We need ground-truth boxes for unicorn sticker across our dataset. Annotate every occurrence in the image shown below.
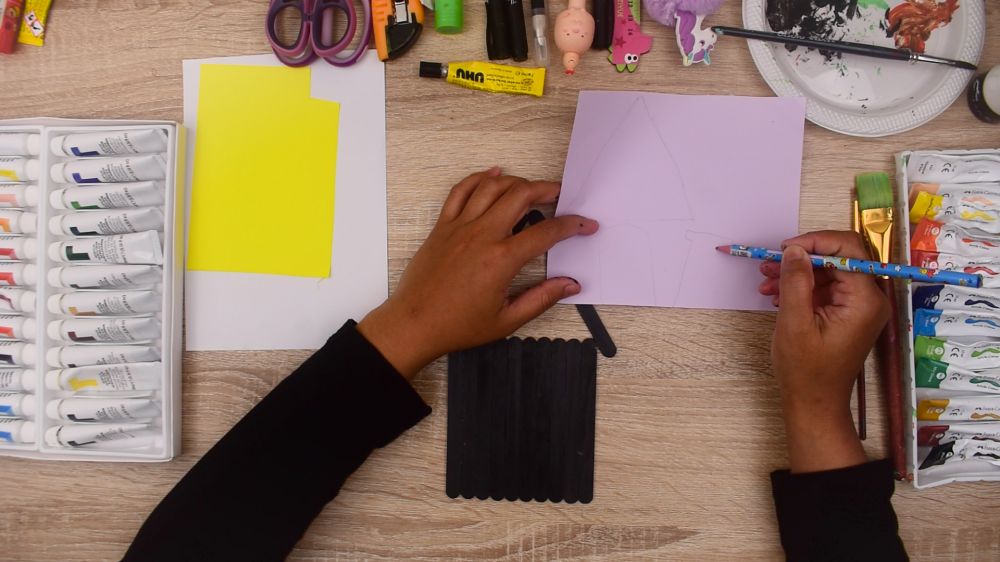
[675,10,716,66]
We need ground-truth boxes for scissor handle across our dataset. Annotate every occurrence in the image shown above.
[320,0,372,67]
[311,0,357,56]
[266,0,318,67]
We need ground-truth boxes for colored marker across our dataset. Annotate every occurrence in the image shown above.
[717,244,982,288]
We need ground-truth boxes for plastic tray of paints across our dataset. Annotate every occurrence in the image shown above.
[0,118,184,462]
[897,148,1000,488]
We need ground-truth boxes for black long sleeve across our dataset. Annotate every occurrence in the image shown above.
[122,320,432,562]
[771,459,908,562]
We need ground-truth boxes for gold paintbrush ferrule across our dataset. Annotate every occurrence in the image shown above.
[860,207,894,266]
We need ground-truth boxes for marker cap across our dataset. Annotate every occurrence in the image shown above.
[44,425,61,447]
[19,369,36,391]
[47,294,64,315]
[44,369,61,391]
[45,347,62,368]
[434,0,463,33]
[25,135,41,157]
[49,162,66,183]
[19,420,35,443]
[20,395,35,417]
[46,321,63,342]
[23,160,39,182]
[45,399,61,421]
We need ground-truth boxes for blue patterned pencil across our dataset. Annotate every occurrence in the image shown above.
[717,245,982,288]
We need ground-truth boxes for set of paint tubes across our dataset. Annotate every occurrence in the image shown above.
[902,153,1000,479]
[0,120,182,461]
[0,133,42,449]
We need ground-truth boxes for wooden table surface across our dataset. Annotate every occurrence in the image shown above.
[2,1,1000,560]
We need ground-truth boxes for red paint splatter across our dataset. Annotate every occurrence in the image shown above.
[887,0,959,54]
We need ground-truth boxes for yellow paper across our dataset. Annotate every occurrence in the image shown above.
[188,64,340,278]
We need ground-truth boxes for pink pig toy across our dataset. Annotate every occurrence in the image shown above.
[554,0,595,74]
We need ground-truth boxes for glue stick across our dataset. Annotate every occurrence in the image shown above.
[419,61,545,97]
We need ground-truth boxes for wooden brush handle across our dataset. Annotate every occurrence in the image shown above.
[877,277,907,480]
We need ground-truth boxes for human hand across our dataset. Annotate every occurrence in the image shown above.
[358,168,599,379]
[758,231,889,472]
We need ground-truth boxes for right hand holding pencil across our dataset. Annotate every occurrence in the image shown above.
[758,231,889,473]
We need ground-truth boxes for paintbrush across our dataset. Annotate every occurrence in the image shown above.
[713,26,977,72]
[851,197,867,441]
[856,172,907,481]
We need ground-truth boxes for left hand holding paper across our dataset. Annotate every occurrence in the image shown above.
[358,168,599,378]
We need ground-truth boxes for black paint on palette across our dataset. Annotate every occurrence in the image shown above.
[766,0,888,61]
[446,337,598,503]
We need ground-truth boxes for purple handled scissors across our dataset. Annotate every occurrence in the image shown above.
[266,0,372,67]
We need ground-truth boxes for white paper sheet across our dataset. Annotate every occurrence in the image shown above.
[182,53,387,350]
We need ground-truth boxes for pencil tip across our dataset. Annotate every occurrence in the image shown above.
[715,245,729,253]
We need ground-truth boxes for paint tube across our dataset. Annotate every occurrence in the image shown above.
[0,210,37,234]
[0,369,34,391]
[44,423,157,449]
[911,219,1000,259]
[0,288,35,313]
[0,342,35,366]
[45,397,159,422]
[48,231,163,265]
[0,263,37,286]
[0,157,39,182]
[50,181,163,210]
[50,129,168,157]
[0,185,38,208]
[45,362,161,393]
[907,154,1000,184]
[0,133,41,156]
[48,265,161,290]
[911,250,1000,288]
[48,207,164,237]
[918,396,1000,421]
[920,438,1000,470]
[915,336,1000,370]
[910,190,1000,233]
[49,154,166,184]
[918,422,1000,447]
[48,290,159,317]
[910,182,1000,210]
[47,317,161,343]
[0,418,35,443]
[913,285,1000,313]
[0,315,36,340]
[0,392,35,417]
[916,358,1000,393]
[913,309,1000,338]
[46,345,161,368]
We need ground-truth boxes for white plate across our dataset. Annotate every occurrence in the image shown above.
[743,0,985,137]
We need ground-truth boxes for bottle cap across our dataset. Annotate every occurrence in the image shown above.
[20,420,35,443]
[46,321,62,342]
[47,295,63,315]
[21,318,36,340]
[21,395,35,417]
[44,369,61,391]
[46,347,62,368]
[45,399,60,421]
[49,189,67,210]
[25,134,40,157]
[21,238,36,261]
[44,425,60,447]
[433,0,463,34]
[419,61,446,79]
[47,268,63,288]
[24,160,39,182]
[48,216,64,236]
[49,162,66,183]
[20,343,35,366]
[21,264,36,286]
[47,243,62,263]
[23,185,38,208]
[21,369,36,391]
[18,290,35,313]
[18,212,37,234]
[49,136,67,157]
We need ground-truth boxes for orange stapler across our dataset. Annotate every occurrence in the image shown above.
[372,0,424,60]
